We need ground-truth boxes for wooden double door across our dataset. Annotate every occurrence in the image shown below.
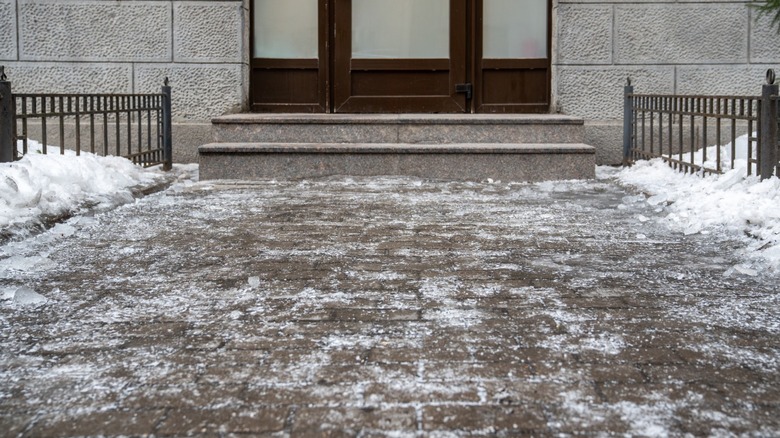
[250,0,550,113]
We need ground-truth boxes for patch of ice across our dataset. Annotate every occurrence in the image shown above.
[579,334,625,355]
[0,255,56,273]
[12,286,47,306]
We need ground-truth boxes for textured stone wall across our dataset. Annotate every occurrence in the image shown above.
[1,0,776,165]
[555,0,777,120]
[555,0,779,163]
[0,0,248,123]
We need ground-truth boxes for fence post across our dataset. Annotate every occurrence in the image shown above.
[760,69,778,180]
[161,77,173,171]
[622,77,634,166]
[0,66,14,163]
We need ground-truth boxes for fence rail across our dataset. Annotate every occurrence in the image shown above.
[0,66,172,170]
[623,69,779,180]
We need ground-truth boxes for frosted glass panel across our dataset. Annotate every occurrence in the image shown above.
[484,0,547,59]
[253,0,318,58]
[353,0,449,59]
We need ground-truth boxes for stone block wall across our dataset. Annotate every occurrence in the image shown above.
[0,0,248,162]
[555,0,779,163]
[1,0,777,165]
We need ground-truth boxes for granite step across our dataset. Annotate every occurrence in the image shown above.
[198,142,596,182]
[211,114,585,145]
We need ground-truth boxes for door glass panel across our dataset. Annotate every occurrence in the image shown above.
[352,0,449,59]
[483,0,547,59]
[253,0,318,58]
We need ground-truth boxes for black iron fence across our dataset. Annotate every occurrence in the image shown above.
[623,69,779,179]
[0,66,172,170]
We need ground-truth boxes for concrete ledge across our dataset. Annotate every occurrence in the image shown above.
[211,113,585,126]
[199,142,595,155]
[211,115,586,145]
[199,143,596,182]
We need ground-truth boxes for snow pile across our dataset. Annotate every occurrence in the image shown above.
[608,133,780,270]
[1,140,168,236]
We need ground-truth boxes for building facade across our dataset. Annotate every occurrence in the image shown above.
[0,0,777,164]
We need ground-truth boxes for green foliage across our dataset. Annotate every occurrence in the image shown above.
[754,0,780,32]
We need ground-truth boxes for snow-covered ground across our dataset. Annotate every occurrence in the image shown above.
[1,140,196,239]
[2,141,779,435]
[602,133,780,273]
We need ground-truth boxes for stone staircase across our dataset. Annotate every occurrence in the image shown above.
[199,114,595,181]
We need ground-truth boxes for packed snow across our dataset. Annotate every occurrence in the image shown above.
[1,160,778,435]
[1,140,194,239]
[601,133,780,271]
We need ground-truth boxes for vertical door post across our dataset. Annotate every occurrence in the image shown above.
[0,66,15,163]
[760,69,778,180]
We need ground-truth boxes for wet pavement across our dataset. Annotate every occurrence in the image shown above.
[1,175,779,436]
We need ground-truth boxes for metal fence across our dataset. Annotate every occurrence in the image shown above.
[0,66,172,170]
[623,69,779,179]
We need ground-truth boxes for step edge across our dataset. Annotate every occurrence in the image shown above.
[211,114,585,126]
[199,143,596,155]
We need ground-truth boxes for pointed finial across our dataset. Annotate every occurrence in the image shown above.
[164,77,169,87]
[0,66,6,81]
[626,77,632,87]
[767,69,776,85]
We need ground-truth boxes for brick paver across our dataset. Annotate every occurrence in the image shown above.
[1,177,779,436]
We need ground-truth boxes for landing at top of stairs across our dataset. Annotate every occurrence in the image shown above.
[212,113,584,126]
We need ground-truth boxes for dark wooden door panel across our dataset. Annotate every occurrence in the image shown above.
[249,1,329,113]
[472,0,551,114]
[333,0,467,113]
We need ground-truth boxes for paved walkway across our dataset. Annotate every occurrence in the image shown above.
[1,176,779,436]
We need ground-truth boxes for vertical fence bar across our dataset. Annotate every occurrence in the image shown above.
[146,96,152,153]
[668,98,673,165]
[659,97,664,157]
[161,78,173,171]
[730,99,737,170]
[126,96,132,158]
[102,96,108,156]
[649,97,655,156]
[59,95,65,154]
[640,96,646,154]
[21,96,27,155]
[750,98,757,175]
[622,78,634,165]
[136,96,142,163]
[689,99,695,172]
[760,69,779,180]
[702,98,708,169]
[75,96,81,156]
[89,96,95,154]
[716,98,722,173]
[41,97,47,154]
[0,67,14,163]
[115,96,121,156]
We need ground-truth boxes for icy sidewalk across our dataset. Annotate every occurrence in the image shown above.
[1,176,779,436]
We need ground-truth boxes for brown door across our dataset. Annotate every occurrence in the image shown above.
[474,0,551,113]
[249,0,329,112]
[333,0,467,113]
[249,0,550,114]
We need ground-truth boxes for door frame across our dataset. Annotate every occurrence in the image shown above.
[248,0,552,114]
